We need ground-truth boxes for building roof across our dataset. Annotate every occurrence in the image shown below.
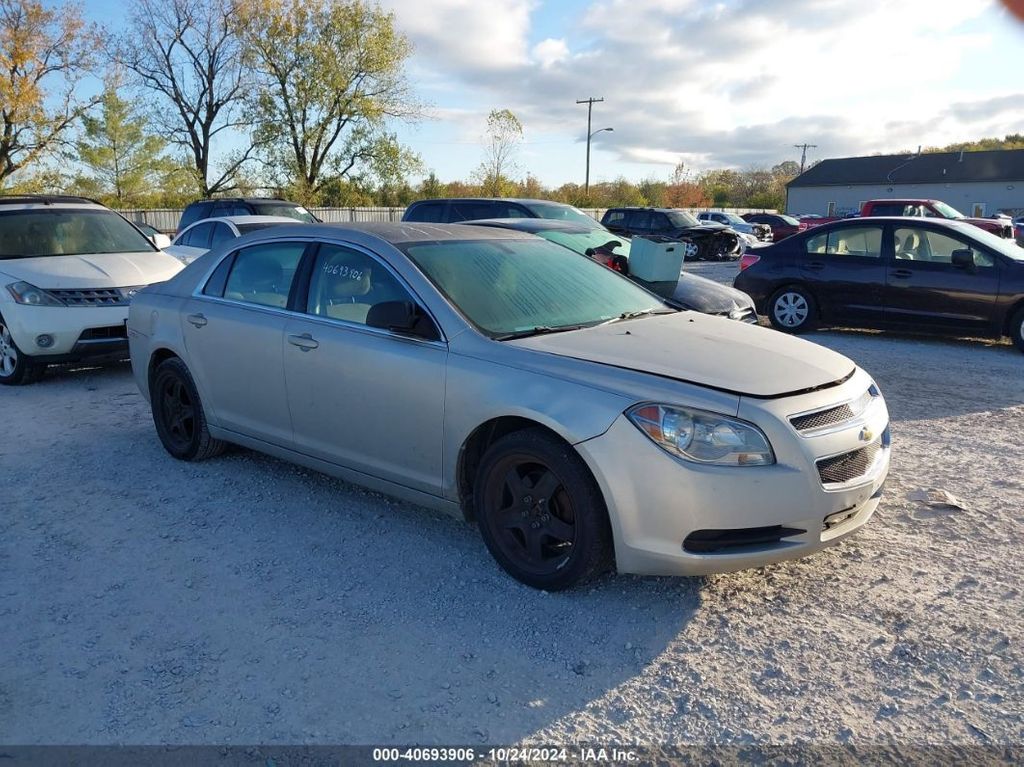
[788,149,1024,188]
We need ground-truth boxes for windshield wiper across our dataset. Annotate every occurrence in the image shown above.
[494,325,584,341]
[601,308,677,325]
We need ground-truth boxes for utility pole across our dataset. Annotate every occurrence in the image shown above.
[794,143,817,174]
[577,97,604,195]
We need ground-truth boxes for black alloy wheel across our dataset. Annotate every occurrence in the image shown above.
[151,357,226,461]
[474,429,613,590]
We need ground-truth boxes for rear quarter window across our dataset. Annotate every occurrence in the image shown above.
[404,202,447,223]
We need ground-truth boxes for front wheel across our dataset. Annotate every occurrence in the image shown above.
[474,429,613,590]
[150,357,226,461]
[768,286,817,333]
[0,316,45,385]
[1010,307,1024,353]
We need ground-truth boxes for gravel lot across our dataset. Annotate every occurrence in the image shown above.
[2,260,1023,747]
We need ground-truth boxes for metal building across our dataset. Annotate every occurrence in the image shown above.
[786,149,1024,218]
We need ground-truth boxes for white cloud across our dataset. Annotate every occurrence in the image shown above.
[532,38,569,68]
[380,0,536,71]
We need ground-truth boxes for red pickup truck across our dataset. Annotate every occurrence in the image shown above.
[860,199,1014,238]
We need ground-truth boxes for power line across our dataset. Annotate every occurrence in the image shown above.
[794,143,817,174]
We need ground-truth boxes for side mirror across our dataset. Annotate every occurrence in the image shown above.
[150,233,172,249]
[365,300,440,341]
[950,248,975,270]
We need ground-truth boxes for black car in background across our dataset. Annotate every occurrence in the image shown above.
[402,198,603,229]
[734,217,1024,351]
[468,218,757,322]
[177,198,319,233]
[600,207,742,261]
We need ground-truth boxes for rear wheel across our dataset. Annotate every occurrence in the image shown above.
[0,316,45,385]
[150,357,226,461]
[768,286,816,333]
[474,429,613,590]
[1010,307,1024,353]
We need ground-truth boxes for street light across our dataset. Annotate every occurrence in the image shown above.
[585,127,613,196]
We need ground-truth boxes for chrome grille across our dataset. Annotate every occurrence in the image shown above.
[791,404,854,432]
[817,440,881,485]
[50,288,126,306]
[48,286,144,306]
[790,387,876,434]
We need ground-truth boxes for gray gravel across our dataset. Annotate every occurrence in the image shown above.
[2,260,1023,745]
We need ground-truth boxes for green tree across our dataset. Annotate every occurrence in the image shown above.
[236,0,422,200]
[0,0,102,183]
[475,108,523,196]
[75,84,172,205]
[119,0,254,196]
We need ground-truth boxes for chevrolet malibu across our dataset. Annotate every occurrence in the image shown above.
[129,223,891,590]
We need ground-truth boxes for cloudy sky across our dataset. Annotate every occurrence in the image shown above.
[89,0,1024,186]
[377,0,1024,185]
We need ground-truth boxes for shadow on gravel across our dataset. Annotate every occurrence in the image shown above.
[3,409,700,744]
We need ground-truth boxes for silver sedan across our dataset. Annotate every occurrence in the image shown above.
[129,223,890,590]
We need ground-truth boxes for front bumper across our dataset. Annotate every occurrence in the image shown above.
[1,303,130,359]
[575,371,890,576]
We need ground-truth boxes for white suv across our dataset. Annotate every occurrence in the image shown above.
[0,196,184,384]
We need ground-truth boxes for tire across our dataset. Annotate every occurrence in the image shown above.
[768,285,817,333]
[0,315,45,386]
[150,357,226,461]
[1010,306,1024,353]
[473,428,613,591]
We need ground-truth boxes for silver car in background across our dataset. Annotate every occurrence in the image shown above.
[129,223,890,590]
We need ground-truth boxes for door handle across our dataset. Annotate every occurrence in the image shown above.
[287,333,319,351]
[803,261,824,271]
[187,313,207,328]
[891,269,912,279]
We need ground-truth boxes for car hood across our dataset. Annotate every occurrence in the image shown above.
[510,312,855,398]
[634,273,754,314]
[0,251,184,288]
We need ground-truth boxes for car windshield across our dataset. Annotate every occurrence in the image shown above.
[522,202,601,228]
[932,200,966,219]
[778,214,801,225]
[535,228,630,258]
[251,203,317,223]
[717,212,747,226]
[957,224,1024,261]
[404,238,667,337]
[0,209,155,259]
[666,211,700,227]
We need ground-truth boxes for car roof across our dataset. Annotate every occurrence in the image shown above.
[182,215,302,228]
[0,194,106,208]
[409,197,573,207]
[464,218,594,234]
[186,197,305,205]
[248,221,539,246]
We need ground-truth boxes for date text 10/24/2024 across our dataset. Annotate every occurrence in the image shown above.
[372,747,640,763]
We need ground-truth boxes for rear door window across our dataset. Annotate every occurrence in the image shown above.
[182,222,215,249]
[806,226,883,258]
[210,222,235,249]
[405,202,447,223]
[223,242,307,308]
[625,210,652,232]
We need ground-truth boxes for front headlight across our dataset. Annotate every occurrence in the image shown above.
[627,403,775,466]
[6,281,65,307]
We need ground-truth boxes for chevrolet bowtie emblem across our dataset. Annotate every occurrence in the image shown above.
[859,427,874,442]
